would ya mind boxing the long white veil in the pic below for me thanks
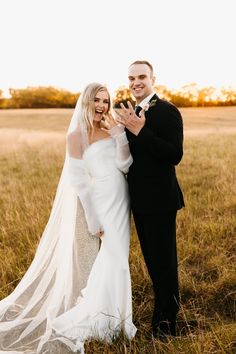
[0,86,101,353]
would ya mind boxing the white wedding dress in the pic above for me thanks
[0,136,136,354]
[50,137,136,352]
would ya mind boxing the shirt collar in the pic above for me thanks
[138,92,156,109]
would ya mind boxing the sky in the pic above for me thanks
[0,0,235,97]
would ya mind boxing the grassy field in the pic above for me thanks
[0,107,235,353]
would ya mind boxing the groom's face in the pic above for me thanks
[128,64,155,103]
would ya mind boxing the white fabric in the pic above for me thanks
[113,132,133,174]
[52,138,136,352]
[107,126,133,174]
[107,124,124,138]
[68,157,101,234]
[0,91,136,353]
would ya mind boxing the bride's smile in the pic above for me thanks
[93,90,109,122]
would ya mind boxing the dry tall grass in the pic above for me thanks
[0,107,235,353]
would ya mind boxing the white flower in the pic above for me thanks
[143,102,150,111]
[143,98,157,112]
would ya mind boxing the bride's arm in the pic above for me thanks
[108,126,133,173]
[101,114,133,173]
[67,132,102,235]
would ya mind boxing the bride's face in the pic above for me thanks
[93,90,110,122]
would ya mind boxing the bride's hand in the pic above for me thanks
[100,112,117,131]
[95,229,104,238]
[101,113,124,137]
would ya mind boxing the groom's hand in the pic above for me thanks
[114,101,145,136]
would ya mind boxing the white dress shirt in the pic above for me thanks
[137,92,156,110]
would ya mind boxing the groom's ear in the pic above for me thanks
[152,75,156,85]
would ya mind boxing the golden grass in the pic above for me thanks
[0,107,235,353]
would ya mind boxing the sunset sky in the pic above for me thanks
[0,0,235,97]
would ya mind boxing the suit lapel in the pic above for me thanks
[143,94,160,120]
[126,94,160,143]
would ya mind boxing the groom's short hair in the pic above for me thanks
[129,60,154,76]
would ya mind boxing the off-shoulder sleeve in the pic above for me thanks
[109,126,133,173]
[67,156,101,235]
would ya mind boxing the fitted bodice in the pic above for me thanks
[83,138,121,179]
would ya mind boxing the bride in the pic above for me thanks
[0,83,136,353]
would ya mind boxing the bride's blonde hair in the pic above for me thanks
[80,83,111,135]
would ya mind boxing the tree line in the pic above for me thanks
[0,84,236,109]
[113,84,236,107]
[0,87,79,109]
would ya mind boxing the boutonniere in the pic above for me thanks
[143,98,157,112]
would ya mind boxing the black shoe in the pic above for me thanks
[152,320,177,338]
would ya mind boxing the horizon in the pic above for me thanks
[2,82,236,100]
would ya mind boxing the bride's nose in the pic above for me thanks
[98,103,105,110]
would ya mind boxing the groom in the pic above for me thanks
[115,60,184,337]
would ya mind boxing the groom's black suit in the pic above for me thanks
[126,94,184,335]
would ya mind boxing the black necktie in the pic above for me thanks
[135,105,142,117]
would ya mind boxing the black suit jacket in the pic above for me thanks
[126,94,184,213]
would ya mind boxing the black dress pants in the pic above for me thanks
[132,209,179,333]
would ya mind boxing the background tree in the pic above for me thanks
[7,87,80,109]
[1,85,236,109]
[113,87,135,108]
